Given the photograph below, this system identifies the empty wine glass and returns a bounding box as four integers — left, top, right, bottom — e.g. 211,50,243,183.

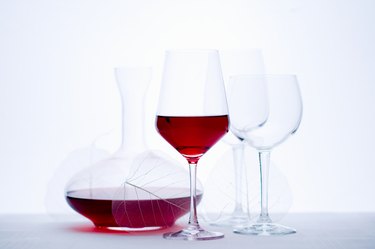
156,49,229,240
208,49,265,227
228,74,302,235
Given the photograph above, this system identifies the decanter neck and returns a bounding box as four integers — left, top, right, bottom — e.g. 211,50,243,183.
115,67,152,157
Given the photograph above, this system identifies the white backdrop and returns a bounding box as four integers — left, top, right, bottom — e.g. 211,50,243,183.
0,0,374,214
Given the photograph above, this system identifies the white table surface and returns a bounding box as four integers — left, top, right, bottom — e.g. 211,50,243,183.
0,213,374,249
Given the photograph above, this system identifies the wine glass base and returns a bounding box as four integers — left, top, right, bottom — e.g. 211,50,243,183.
163,228,224,241
234,223,296,236
210,215,251,228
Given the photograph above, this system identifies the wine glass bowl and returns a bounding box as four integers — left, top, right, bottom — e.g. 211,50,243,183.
157,115,229,164
231,75,302,150
228,74,302,236
227,75,269,140
156,49,229,240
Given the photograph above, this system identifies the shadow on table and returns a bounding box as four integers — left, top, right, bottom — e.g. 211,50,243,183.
67,223,185,236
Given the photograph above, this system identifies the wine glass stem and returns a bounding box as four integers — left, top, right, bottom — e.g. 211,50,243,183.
232,142,247,216
188,163,200,229
258,150,272,223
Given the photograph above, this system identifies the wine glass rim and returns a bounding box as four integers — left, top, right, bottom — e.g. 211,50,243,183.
165,49,219,54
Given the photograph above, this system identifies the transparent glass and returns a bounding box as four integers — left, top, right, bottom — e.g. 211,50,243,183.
228,75,302,235
65,67,203,231
209,49,265,227
156,49,229,240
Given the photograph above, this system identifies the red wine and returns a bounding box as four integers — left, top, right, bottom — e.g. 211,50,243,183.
66,187,202,229
156,115,229,163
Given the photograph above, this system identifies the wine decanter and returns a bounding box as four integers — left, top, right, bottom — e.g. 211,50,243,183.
65,67,203,230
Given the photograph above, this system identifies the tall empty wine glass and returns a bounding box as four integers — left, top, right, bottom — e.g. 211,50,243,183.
228,75,302,235
209,49,265,227
156,50,229,240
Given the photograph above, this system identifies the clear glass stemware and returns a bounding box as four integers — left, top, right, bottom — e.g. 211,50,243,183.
228,74,302,235
209,49,265,227
156,49,229,240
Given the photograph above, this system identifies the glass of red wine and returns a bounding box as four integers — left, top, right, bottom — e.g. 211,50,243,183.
156,49,229,240
228,75,303,235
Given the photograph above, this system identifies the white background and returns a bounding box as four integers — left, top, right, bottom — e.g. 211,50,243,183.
0,0,374,214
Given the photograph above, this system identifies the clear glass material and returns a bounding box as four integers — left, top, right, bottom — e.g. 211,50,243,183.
209,49,265,227
65,67,203,231
228,75,302,235
156,50,229,240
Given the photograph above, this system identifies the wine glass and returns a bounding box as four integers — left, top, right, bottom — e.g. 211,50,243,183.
209,49,265,227
156,49,229,240
228,74,302,235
